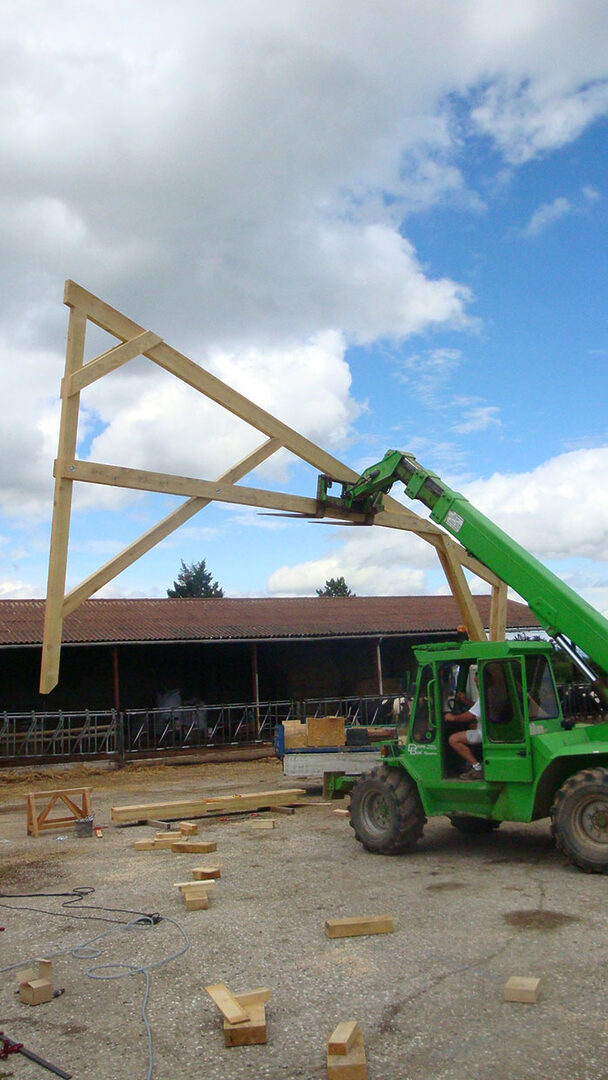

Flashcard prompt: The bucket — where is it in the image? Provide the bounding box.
[74,816,94,838]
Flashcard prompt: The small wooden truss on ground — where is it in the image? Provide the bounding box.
[40,281,508,693]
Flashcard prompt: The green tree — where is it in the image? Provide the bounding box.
[167,559,224,598]
[316,576,355,597]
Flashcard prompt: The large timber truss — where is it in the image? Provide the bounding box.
[40,281,507,693]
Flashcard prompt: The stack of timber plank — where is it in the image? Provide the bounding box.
[112,788,306,825]
[282,718,346,748]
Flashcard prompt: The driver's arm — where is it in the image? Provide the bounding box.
[444,708,476,724]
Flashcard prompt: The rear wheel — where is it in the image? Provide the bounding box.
[349,765,426,854]
[449,815,500,834]
[551,767,608,873]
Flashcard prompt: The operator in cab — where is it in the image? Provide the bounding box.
[444,687,484,781]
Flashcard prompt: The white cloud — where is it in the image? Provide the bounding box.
[462,448,608,562]
[0,0,608,537]
[522,196,573,237]
[451,403,502,434]
[268,526,433,596]
[83,331,360,488]
[471,80,608,165]
[0,577,39,599]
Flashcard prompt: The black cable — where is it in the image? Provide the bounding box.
[0,887,161,925]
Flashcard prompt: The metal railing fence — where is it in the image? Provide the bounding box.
[0,686,600,765]
[0,694,398,765]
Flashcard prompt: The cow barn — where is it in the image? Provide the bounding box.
[0,596,539,713]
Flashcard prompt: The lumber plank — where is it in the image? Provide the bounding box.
[173,880,215,891]
[205,983,250,1024]
[325,915,394,939]
[192,866,221,879]
[328,1021,360,1055]
[234,987,272,1006]
[111,788,306,824]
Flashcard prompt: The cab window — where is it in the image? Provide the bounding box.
[411,665,436,743]
[482,660,525,743]
[524,655,560,720]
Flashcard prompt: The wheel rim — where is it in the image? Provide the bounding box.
[573,796,608,847]
[359,789,392,838]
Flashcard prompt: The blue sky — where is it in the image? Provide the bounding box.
[1,2,608,613]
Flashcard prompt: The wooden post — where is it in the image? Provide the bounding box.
[489,580,508,641]
[40,305,87,693]
[436,538,487,642]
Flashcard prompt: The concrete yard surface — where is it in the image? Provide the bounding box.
[0,756,607,1080]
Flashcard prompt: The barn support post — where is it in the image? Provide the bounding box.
[250,642,260,736]
[375,638,384,696]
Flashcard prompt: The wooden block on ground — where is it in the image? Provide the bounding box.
[325,915,394,939]
[146,819,175,830]
[307,715,346,748]
[205,983,250,1024]
[250,819,276,830]
[224,1001,267,1047]
[19,979,52,1006]
[328,1021,360,1056]
[134,839,158,851]
[504,976,541,1003]
[178,821,199,835]
[327,1029,367,1079]
[192,866,221,880]
[171,840,217,853]
[185,893,209,911]
[333,808,350,816]
[275,804,295,815]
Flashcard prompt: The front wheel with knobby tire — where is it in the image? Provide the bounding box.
[349,765,426,854]
[551,766,608,873]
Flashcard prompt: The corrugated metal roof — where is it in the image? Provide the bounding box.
[0,596,539,646]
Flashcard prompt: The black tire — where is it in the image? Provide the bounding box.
[551,767,608,873]
[449,815,501,834]
[349,765,426,854]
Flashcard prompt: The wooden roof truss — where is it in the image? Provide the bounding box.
[40,281,507,692]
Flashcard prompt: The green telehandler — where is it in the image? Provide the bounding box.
[316,451,608,873]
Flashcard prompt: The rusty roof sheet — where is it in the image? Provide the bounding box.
[0,596,539,647]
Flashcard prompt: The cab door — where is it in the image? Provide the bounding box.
[480,658,533,783]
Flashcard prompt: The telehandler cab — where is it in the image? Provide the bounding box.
[316,451,608,873]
